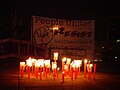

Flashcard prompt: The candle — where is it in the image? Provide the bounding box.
[89,64,93,79]
[20,62,25,77]
[54,52,58,61]
[35,61,40,78]
[53,68,56,80]
[67,58,71,75]
[45,67,48,79]
[28,66,30,78]
[62,57,66,71]
[57,67,60,78]
[35,65,38,78]
[71,67,73,81]
[31,58,36,75]
[44,60,50,78]
[75,67,77,79]
[40,65,42,80]
[93,64,96,80]
[26,59,32,79]
[84,59,88,78]
[62,71,64,83]
[52,62,57,80]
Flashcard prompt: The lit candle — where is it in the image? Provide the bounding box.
[35,61,40,78]
[38,59,44,80]
[57,67,60,78]
[28,66,30,78]
[31,58,36,75]
[20,62,25,77]
[84,59,88,78]
[54,52,58,61]
[62,57,66,71]
[64,65,68,76]
[74,60,81,77]
[62,71,64,83]
[26,59,32,79]
[87,62,90,79]
[44,66,48,79]
[71,66,73,81]
[52,62,57,80]
[93,64,96,80]
[53,68,56,80]
[67,58,71,64]
[44,60,50,78]
[67,58,71,74]
[89,64,93,79]
[40,65,42,80]
[75,67,77,79]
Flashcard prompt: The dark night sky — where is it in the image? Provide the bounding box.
[0,0,119,19]
[0,0,120,60]
[0,0,120,39]
[18,0,113,19]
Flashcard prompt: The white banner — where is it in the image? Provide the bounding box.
[32,16,95,60]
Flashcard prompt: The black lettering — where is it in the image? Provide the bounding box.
[88,21,92,26]
[71,31,77,37]
[46,19,50,24]
[66,20,71,26]
[64,31,70,37]
[80,31,87,37]
[35,16,40,23]
[58,27,64,34]
[59,21,63,26]
[77,32,80,37]
[72,21,78,26]
[51,20,56,26]
[56,19,59,25]
[54,30,59,35]
[87,31,92,37]
[41,18,45,24]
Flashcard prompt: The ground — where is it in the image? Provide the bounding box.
[0,61,120,90]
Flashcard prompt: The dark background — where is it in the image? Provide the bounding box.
[0,0,120,64]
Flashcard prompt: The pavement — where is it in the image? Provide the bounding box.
[0,62,120,90]
[19,72,120,90]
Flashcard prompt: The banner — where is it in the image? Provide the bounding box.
[32,16,95,60]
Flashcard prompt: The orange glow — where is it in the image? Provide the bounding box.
[35,61,40,67]
[20,62,25,66]
[87,63,93,72]
[57,67,60,70]
[44,60,50,68]
[52,62,57,70]
[53,63,57,69]
[71,61,75,68]
[54,52,59,60]
[90,64,93,67]
[64,65,68,70]
[28,57,32,60]
[84,59,88,64]
[38,59,44,67]
[20,62,25,67]
[53,27,59,30]
[26,59,32,66]
[67,58,71,64]
[31,58,36,63]
[62,57,67,62]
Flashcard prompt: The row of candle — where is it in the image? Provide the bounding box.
[20,57,51,79]
[19,57,96,83]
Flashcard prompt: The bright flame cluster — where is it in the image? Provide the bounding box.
[70,60,82,68]
[20,57,50,68]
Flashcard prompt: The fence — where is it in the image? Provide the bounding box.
[0,38,47,59]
